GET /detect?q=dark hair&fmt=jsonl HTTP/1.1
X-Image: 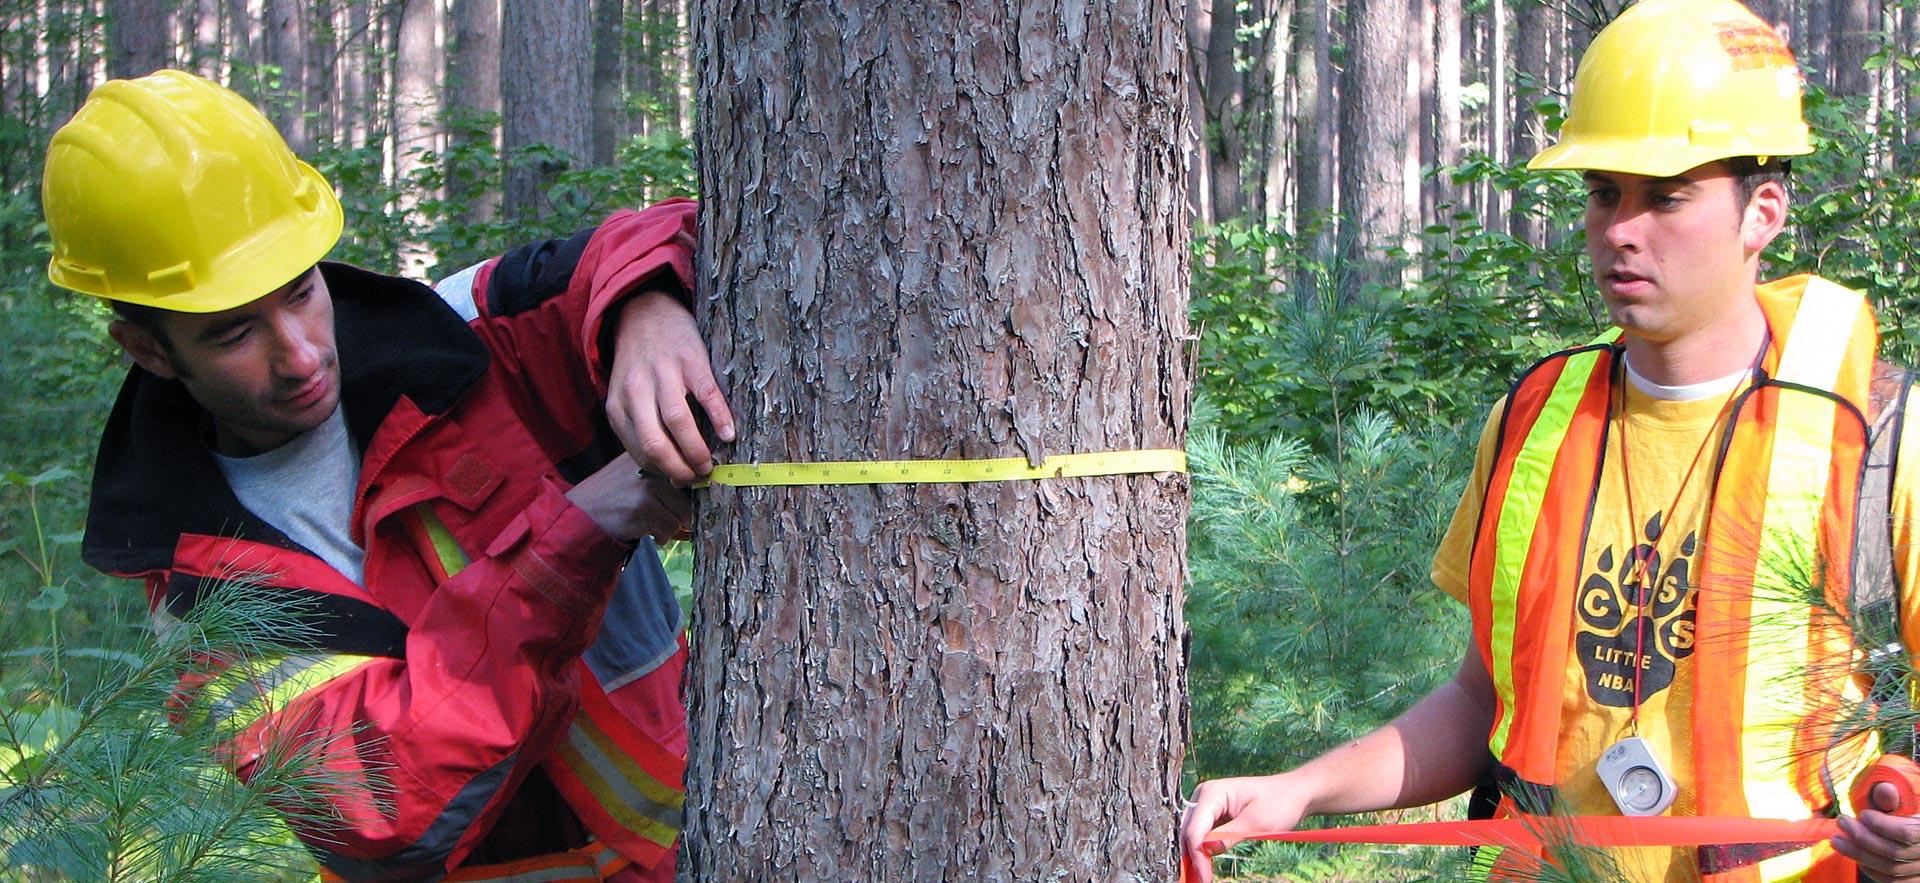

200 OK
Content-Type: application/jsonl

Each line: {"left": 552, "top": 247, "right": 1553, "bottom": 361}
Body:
{"left": 1726, "top": 155, "right": 1790, "bottom": 209}
{"left": 109, "top": 299, "right": 178, "bottom": 354}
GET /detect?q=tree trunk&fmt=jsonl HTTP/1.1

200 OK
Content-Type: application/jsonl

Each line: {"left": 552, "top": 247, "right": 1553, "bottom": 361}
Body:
{"left": 1201, "top": 0, "right": 1247, "bottom": 221}
{"left": 449, "top": 0, "right": 502, "bottom": 226}
{"left": 1339, "top": 0, "right": 1409, "bottom": 292}
{"left": 686, "top": 1, "right": 1192, "bottom": 878}
{"left": 263, "top": 0, "right": 307, "bottom": 152}
{"left": 1487, "top": 0, "right": 1508, "bottom": 235}
{"left": 501, "top": 0, "right": 592, "bottom": 219}
{"left": 393, "top": 0, "right": 440, "bottom": 277}
{"left": 1434, "top": 0, "right": 1461, "bottom": 214}
{"left": 1511, "top": 0, "right": 1547, "bottom": 246}
{"left": 1896, "top": 0, "right": 1912, "bottom": 144}
{"left": 306, "top": 0, "right": 334, "bottom": 145}
{"left": 1806, "top": 0, "right": 1832, "bottom": 91}
{"left": 1293, "top": 0, "right": 1335, "bottom": 288}
{"left": 106, "top": 0, "right": 169, "bottom": 79}
{"left": 342, "top": 0, "right": 370, "bottom": 145}
{"left": 1834, "top": 0, "right": 1874, "bottom": 99}
{"left": 592, "top": 0, "right": 625, "bottom": 166}
{"left": 1183, "top": 0, "right": 1213, "bottom": 224}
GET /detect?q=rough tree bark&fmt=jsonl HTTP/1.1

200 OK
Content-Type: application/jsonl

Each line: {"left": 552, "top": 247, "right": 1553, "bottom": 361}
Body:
{"left": 687, "top": 0, "right": 1192, "bottom": 878}
{"left": 1339, "top": 0, "right": 1408, "bottom": 292}
{"left": 501, "top": 0, "right": 591, "bottom": 219}
{"left": 106, "top": 0, "right": 169, "bottom": 79}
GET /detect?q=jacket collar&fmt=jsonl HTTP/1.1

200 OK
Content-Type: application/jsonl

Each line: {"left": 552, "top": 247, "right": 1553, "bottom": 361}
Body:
{"left": 83, "top": 262, "right": 489, "bottom": 576}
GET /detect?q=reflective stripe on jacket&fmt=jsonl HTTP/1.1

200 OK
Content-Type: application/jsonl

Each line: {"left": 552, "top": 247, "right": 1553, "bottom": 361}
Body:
{"left": 1467, "top": 276, "right": 1884, "bottom": 882}
{"left": 85, "top": 201, "right": 698, "bottom": 879}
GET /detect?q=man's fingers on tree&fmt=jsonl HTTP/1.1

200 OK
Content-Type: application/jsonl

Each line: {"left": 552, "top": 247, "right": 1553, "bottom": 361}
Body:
{"left": 683, "top": 363, "right": 735, "bottom": 441}
{"left": 658, "top": 397, "right": 713, "bottom": 476}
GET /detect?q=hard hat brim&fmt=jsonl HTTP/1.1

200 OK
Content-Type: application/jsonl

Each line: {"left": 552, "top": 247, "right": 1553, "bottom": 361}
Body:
{"left": 1527, "top": 136, "right": 1813, "bottom": 179}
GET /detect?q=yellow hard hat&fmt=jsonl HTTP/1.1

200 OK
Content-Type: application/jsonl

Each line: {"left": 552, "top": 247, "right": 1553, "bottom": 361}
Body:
{"left": 42, "top": 70, "right": 342, "bottom": 313}
{"left": 1528, "top": 0, "right": 1813, "bottom": 177}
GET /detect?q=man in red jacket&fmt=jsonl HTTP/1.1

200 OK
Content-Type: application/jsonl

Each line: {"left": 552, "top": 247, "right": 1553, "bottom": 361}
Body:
{"left": 45, "top": 70, "right": 723, "bottom": 880}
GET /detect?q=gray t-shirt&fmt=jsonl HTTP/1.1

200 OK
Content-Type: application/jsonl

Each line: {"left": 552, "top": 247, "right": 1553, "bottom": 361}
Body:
{"left": 214, "top": 406, "right": 365, "bottom": 585}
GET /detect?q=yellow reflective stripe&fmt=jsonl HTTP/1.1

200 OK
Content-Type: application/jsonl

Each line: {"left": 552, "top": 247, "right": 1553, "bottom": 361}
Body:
{"left": 1776, "top": 279, "right": 1864, "bottom": 386}
{"left": 1738, "top": 279, "right": 1860, "bottom": 821}
{"left": 418, "top": 504, "right": 470, "bottom": 578}
{"left": 1488, "top": 348, "right": 1603, "bottom": 756}
{"left": 553, "top": 717, "right": 684, "bottom": 849}
{"left": 199, "top": 653, "right": 376, "bottom": 732}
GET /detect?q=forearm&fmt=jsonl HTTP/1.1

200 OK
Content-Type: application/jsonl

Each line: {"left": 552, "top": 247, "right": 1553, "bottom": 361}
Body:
{"left": 1294, "top": 651, "right": 1496, "bottom": 817}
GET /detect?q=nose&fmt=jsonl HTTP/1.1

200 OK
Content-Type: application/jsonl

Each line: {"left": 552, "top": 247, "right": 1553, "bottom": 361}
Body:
{"left": 1599, "top": 204, "right": 1644, "bottom": 254}
{"left": 267, "top": 314, "right": 323, "bottom": 379}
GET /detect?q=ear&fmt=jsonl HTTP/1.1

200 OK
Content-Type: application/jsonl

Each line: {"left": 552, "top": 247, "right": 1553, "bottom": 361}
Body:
{"left": 108, "top": 319, "right": 178, "bottom": 380}
{"left": 1741, "top": 179, "right": 1789, "bottom": 255}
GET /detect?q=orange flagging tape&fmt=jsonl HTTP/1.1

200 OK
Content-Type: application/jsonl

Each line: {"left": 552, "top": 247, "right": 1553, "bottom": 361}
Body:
{"left": 1852, "top": 754, "right": 1920, "bottom": 816}
{"left": 1183, "top": 816, "right": 1841, "bottom": 883}
{"left": 1198, "top": 815, "right": 1839, "bottom": 855}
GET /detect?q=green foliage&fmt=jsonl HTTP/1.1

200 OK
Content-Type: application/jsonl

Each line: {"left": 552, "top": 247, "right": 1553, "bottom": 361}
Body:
{"left": 0, "top": 483, "right": 381, "bottom": 879}
{"left": 1769, "top": 84, "right": 1920, "bottom": 365}
{"left": 315, "top": 109, "right": 696, "bottom": 279}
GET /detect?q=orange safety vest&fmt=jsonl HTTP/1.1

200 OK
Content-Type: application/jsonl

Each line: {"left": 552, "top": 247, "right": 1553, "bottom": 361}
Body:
{"left": 1467, "top": 276, "right": 1883, "bottom": 882}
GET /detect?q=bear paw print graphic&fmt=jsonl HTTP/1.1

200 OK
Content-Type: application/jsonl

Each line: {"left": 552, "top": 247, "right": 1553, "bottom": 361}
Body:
{"left": 1575, "top": 514, "right": 1699, "bottom": 707}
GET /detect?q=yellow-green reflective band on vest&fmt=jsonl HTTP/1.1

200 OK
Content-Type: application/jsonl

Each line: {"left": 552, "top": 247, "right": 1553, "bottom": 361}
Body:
{"left": 419, "top": 504, "right": 470, "bottom": 577}
{"left": 1489, "top": 348, "right": 1605, "bottom": 757}
{"left": 196, "top": 652, "right": 375, "bottom": 733}
{"left": 553, "top": 717, "right": 684, "bottom": 849}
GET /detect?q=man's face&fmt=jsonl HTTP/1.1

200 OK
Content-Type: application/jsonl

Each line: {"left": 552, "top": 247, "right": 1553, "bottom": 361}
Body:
{"left": 115, "top": 268, "right": 341, "bottom": 456}
{"left": 1582, "top": 162, "right": 1762, "bottom": 346}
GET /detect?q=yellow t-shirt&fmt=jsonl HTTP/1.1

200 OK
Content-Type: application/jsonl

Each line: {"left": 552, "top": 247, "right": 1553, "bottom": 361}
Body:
{"left": 1432, "top": 373, "right": 1920, "bottom": 883}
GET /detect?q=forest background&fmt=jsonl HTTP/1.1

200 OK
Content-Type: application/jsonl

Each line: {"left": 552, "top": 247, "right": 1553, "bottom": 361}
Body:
{"left": 0, "top": 0, "right": 1915, "bottom": 879}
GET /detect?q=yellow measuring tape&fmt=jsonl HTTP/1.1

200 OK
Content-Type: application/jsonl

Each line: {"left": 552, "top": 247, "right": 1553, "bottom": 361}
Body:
{"left": 695, "top": 449, "right": 1187, "bottom": 488}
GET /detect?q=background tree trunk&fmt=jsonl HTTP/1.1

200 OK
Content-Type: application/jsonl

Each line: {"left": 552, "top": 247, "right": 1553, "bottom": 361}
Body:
{"left": 1433, "top": 0, "right": 1460, "bottom": 217}
{"left": 686, "top": 0, "right": 1192, "bottom": 877}
{"left": 263, "top": 0, "right": 308, "bottom": 152}
{"left": 1834, "top": 0, "right": 1874, "bottom": 99}
{"left": 392, "top": 0, "right": 439, "bottom": 277}
{"left": 1199, "top": 0, "right": 1247, "bottom": 222}
{"left": 1292, "top": 0, "right": 1335, "bottom": 295}
{"left": 501, "top": 0, "right": 591, "bottom": 219}
{"left": 1511, "top": 0, "right": 1547, "bottom": 247}
{"left": 106, "top": 0, "right": 169, "bottom": 79}
{"left": 592, "top": 0, "right": 625, "bottom": 166}
{"left": 1338, "top": 0, "right": 1408, "bottom": 292}
{"left": 448, "top": 0, "right": 502, "bottom": 226}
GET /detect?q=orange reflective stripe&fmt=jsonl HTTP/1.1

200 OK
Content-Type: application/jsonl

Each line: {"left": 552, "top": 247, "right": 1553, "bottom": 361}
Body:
{"left": 545, "top": 667, "right": 685, "bottom": 868}
{"left": 1472, "top": 345, "right": 1613, "bottom": 781}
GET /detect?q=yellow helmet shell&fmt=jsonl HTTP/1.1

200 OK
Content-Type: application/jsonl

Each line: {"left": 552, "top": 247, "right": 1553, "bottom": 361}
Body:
{"left": 43, "top": 70, "right": 342, "bottom": 313}
{"left": 1528, "top": 0, "right": 1813, "bottom": 177}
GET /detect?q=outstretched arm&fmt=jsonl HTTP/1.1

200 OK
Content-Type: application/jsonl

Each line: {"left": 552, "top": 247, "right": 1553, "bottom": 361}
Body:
{"left": 1179, "top": 647, "right": 1496, "bottom": 883}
